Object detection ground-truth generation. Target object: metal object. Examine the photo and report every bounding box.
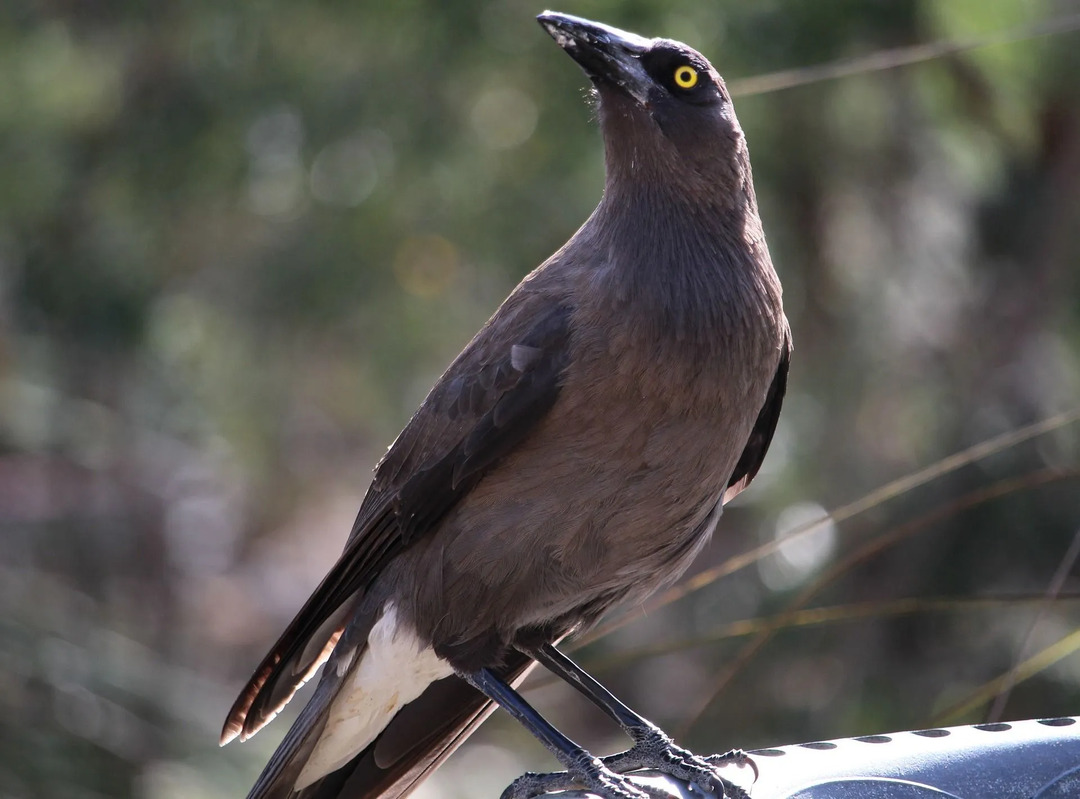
[540,716,1080,798]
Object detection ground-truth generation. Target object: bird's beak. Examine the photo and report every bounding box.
[538,11,653,105]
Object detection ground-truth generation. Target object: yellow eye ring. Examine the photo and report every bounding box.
[673,65,698,89]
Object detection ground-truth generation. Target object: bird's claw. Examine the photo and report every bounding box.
[600,732,755,798]
[703,749,758,784]
[500,741,753,799]
[501,765,656,799]
[665,745,754,796]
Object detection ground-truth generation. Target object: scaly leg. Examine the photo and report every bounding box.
[460,668,658,799]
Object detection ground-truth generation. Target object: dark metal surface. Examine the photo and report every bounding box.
[542,717,1080,798]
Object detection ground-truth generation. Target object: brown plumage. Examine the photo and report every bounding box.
[223,11,790,799]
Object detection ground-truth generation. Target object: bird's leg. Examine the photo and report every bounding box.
[460,668,656,799]
[526,642,754,798]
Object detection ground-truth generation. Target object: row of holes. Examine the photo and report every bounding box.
[750,717,1077,757]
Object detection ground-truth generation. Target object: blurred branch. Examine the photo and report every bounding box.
[987,525,1080,723]
[527,593,1080,689]
[674,467,1079,738]
[729,12,1080,97]
[934,626,1080,726]
[583,408,1080,646]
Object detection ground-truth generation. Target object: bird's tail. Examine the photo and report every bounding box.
[248,650,535,799]
[301,651,534,799]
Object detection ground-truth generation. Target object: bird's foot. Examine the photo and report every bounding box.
[500,740,752,799]
[501,759,659,799]
[602,731,754,798]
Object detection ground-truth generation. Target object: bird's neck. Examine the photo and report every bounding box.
[576,172,782,350]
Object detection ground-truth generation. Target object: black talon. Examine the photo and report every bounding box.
[706,749,759,785]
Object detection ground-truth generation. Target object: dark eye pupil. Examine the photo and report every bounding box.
[675,67,695,87]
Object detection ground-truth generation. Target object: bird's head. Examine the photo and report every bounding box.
[538,11,748,204]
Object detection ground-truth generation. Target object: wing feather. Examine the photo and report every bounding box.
[724,335,791,504]
[222,296,573,745]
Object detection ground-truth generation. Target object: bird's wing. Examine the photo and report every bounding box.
[221,292,573,745]
[723,334,790,503]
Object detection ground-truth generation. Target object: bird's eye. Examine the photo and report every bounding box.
[673,65,698,89]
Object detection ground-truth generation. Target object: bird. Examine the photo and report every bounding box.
[222,10,790,799]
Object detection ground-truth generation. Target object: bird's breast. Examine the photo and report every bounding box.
[569,289,779,421]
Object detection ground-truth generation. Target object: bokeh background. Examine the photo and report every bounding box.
[3,0,1080,797]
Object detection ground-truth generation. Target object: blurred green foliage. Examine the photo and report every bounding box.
[2,1,1080,797]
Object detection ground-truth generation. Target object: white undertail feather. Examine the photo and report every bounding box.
[295,603,453,789]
